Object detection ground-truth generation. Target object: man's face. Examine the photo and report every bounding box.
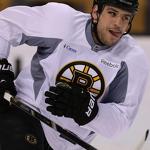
[91,5,133,46]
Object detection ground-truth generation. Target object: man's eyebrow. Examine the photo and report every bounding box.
[106,7,118,12]
[106,6,132,16]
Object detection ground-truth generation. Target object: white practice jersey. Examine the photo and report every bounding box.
[0,2,149,150]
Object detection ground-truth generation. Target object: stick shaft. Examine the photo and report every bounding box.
[4,93,97,150]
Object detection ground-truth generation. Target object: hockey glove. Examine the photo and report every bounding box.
[45,83,98,126]
[0,59,17,112]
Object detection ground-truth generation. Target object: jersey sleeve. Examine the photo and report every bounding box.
[84,51,150,138]
[0,2,75,58]
[0,5,40,57]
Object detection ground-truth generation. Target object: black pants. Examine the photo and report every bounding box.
[0,106,53,150]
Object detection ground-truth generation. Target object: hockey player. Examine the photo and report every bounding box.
[0,0,149,149]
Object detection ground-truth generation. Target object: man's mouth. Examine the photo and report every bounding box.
[109,29,122,38]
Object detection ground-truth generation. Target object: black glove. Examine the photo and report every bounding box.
[0,59,17,112]
[45,83,98,126]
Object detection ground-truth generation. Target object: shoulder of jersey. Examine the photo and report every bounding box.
[45,2,77,13]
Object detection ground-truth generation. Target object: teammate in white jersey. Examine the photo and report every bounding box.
[0,0,149,150]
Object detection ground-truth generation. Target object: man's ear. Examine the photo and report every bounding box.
[91,5,99,23]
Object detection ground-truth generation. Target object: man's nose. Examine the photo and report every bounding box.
[114,17,123,27]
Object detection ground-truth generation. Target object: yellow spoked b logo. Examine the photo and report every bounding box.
[56,61,105,99]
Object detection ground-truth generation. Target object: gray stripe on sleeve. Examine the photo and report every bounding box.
[101,61,128,103]
[19,34,63,99]
[20,33,62,47]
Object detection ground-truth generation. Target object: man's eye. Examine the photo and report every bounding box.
[124,16,131,22]
[108,11,116,17]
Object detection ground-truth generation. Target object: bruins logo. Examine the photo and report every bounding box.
[56,61,105,99]
[25,134,38,145]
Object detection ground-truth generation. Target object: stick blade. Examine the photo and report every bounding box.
[145,129,149,141]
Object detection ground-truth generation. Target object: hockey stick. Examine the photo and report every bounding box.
[4,93,98,150]
[135,129,149,150]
